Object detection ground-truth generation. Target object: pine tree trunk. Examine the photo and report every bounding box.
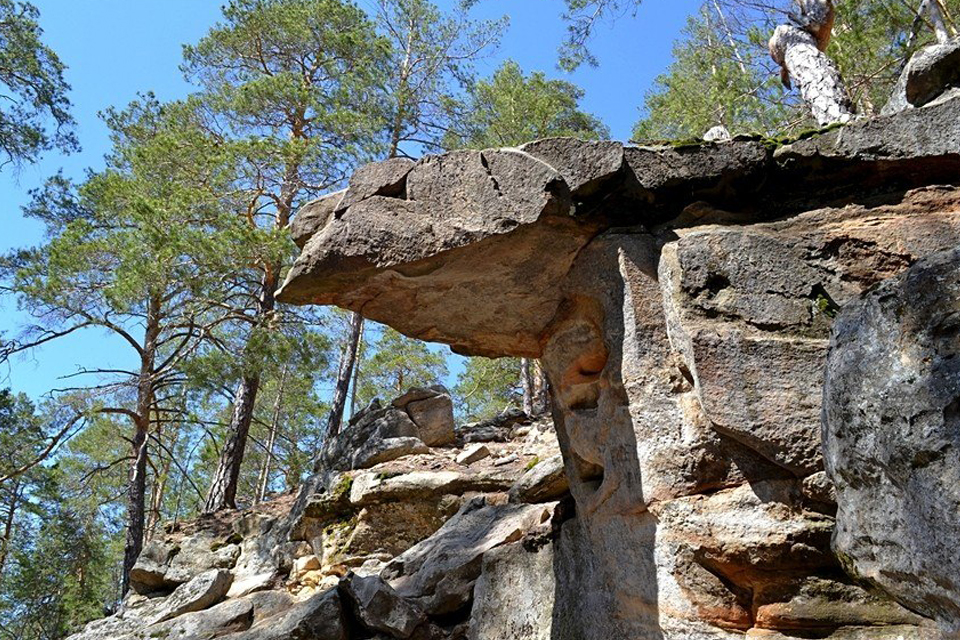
[327,312,364,438]
[0,477,22,578]
[121,294,160,595]
[349,320,365,419]
[145,452,171,541]
[521,358,534,415]
[769,24,855,126]
[204,373,260,512]
[256,367,286,504]
[532,360,551,415]
[204,267,278,513]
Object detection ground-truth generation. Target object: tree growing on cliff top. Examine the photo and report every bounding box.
[180,0,390,513]
[0,0,77,169]
[634,0,960,139]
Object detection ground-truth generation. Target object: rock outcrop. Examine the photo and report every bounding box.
[67,409,562,640]
[276,97,960,639]
[823,246,960,637]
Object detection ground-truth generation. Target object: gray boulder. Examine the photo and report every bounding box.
[320,399,429,471]
[823,246,960,635]
[340,572,427,638]
[149,569,233,624]
[468,541,556,640]
[223,587,347,640]
[393,386,457,446]
[884,37,960,114]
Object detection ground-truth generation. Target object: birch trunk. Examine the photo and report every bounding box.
[770,24,856,126]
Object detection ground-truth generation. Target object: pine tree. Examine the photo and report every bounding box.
[0,0,77,169]
[180,0,390,513]
[1,95,241,593]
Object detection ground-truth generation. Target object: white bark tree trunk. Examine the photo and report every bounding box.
[770,24,856,126]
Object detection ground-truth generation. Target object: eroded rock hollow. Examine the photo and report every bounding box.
[278,97,960,639]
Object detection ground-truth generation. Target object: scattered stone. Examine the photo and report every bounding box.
[508,455,569,503]
[493,454,519,466]
[456,444,491,465]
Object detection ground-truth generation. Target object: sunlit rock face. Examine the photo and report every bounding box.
[279,97,960,639]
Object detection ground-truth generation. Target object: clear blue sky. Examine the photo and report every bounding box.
[0,0,698,401]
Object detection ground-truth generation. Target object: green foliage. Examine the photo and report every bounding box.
[453,356,521,421]
[634,0,960,140]
[373,0,506,156]
[0,0,77,168]
[355,327,448,407]
[0,396,121,640]
[559,0,637,71]
[633,5,792,140]
[444,60,609,149]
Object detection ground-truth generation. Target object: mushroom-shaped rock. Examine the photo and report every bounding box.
[279,111,960,638]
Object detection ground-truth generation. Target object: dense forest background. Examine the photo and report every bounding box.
[0,0,955,637]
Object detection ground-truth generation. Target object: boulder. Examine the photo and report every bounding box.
[508,454,569,503]
[148,569,233,624]
[340,572,427,638]
[459,408,529,443]
[823,246,960,635]
[129,532,240,594]
[884,37,960,114]
[393,386,456,446]
[223,587,348,640]
[320,399,428,471]
[382,497,557,615]
[468,541,556,640]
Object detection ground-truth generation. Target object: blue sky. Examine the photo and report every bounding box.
[0,0,698,401]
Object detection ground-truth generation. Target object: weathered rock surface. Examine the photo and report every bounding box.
[276,98,960,639]
[468,540,556,640]
[884,37,960,114]
[382,497,558,615]
[823,245,960,636]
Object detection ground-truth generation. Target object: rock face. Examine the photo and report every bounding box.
[823,246,960,636]
[277,98,960,639]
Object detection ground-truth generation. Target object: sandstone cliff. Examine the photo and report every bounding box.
[68,93,960,640]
